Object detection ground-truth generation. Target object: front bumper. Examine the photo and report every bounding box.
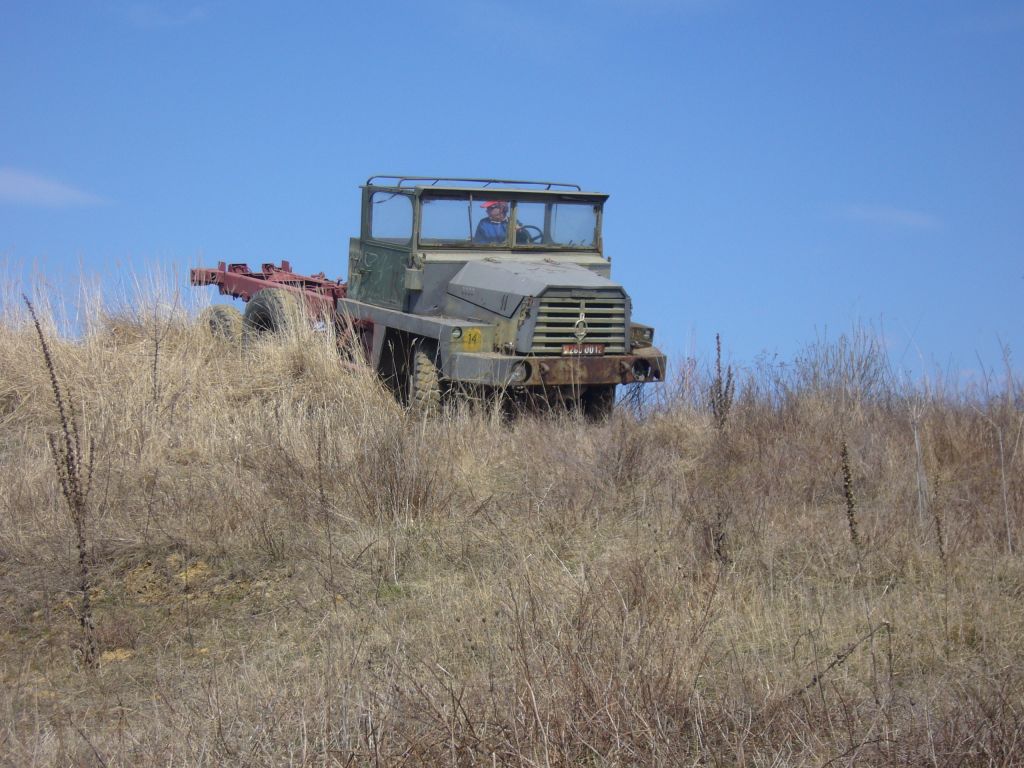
[441,346,666,387]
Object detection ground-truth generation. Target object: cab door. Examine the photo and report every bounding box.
[350,190,413,310]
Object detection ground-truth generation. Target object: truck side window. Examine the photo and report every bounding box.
[370,193,412,244]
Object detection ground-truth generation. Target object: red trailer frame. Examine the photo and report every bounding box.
[190,261,347,318]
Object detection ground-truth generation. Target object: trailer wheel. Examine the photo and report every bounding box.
[408,347,441,417]
[582,385,616,421]
[200,304,243,343]
[243,289,301,343]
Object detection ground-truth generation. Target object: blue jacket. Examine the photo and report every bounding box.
[474,218,507,244]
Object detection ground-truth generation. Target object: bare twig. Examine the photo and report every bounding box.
[791,622,891,699]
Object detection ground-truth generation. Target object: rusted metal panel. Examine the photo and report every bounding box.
[442,348,666,387]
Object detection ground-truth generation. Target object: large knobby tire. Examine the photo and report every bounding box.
[200,304,243,343]
[407,347,441,417]
[582,384,617,421]
[243,289,302,344]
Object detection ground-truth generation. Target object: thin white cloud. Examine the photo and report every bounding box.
[0,168,107,208]
[125,2,207,29]
[840,204,940,231]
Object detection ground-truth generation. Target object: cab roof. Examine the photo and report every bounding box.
[364,175,608,203]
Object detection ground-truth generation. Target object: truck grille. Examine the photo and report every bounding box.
[530,290,628,354]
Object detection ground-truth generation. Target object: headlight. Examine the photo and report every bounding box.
[631,360,652,381]
[451,327,463,340]
[509,361,530,383]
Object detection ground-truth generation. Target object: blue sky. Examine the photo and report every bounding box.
[2,0,1022,382]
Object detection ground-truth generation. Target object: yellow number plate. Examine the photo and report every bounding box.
[462,327,483,352]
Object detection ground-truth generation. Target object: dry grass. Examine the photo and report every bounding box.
[0,286,1022,766]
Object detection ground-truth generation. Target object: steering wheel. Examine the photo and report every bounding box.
[519,225,544,244]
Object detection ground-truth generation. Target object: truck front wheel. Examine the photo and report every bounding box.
[407,346,442,417]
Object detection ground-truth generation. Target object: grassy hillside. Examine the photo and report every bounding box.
[0,295,1021,766]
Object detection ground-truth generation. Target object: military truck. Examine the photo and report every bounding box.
[191,176,666,416]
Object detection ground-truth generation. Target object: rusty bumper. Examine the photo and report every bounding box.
[441,346,666,387]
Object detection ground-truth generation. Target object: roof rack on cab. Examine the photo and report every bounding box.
[365,175,582,191]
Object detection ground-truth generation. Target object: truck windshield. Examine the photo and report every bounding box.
[419,196,598,248]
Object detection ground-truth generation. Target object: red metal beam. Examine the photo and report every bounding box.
[190,261,347,310]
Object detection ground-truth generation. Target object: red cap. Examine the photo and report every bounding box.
[481,200,508,209]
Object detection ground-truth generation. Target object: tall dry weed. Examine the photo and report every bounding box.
[23,295,100,668]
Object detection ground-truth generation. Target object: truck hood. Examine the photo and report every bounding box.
[446,259,623,318]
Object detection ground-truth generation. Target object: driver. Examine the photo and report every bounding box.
[473,201,530,244]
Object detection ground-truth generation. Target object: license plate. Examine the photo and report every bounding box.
[562,343,605,356]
